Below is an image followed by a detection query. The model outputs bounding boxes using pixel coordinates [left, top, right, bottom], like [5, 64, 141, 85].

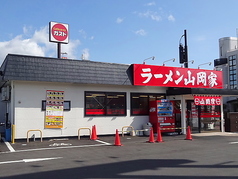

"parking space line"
[0, 143, 112, 154]
[0, 157, 63, 165]
[229, 141, 238, 144]
[95, 139, 111, 145]
[2, 138, 15, 152]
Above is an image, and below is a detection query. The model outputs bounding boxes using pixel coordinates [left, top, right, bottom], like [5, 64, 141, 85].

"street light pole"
[184, 30, 188, 68]
[179, 30, 188, 68]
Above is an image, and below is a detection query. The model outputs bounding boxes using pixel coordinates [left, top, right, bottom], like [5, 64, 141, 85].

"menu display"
[45, 90, 64, 128]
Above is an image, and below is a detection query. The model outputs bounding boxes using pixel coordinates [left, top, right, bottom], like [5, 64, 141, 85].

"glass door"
[200, 105, 221, 132]
[186, 100, 199, 133]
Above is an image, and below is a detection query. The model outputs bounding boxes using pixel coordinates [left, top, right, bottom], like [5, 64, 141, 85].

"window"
[41, 100, 71, 111]
[229, 55, 237, 89]
[85, 92, 126, 116]
[130, 93, 165, 115]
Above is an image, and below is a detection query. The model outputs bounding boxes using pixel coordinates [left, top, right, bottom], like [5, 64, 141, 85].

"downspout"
[10, 81, 15, 137]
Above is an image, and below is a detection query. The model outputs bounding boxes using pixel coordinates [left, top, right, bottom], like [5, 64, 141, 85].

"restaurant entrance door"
[186, 100, 199, 133]
[199, 105, 221, 132]
[186, 100, 221, 133]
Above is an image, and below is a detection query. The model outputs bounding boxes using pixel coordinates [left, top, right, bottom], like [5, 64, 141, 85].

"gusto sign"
[49, 22, 69, 44]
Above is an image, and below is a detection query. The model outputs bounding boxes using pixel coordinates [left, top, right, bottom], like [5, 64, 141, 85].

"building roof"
[0, 54, 132, 86]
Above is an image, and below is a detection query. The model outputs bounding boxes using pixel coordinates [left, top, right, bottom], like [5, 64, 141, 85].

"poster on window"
[45, 90, 64, 128]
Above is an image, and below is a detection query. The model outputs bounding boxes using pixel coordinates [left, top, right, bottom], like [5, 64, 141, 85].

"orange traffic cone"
[114, 129, 123, 146]
[185, 126, 193, 140]
[147, 127, 155, 143]
[156, 126, 164, 143]
[91, 125, 99, 140]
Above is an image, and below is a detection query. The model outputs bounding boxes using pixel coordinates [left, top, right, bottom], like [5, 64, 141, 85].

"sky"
[1, 0, 238, 69]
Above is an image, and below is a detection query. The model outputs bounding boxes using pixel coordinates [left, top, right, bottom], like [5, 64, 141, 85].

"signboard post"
[49, 21, 69, 58]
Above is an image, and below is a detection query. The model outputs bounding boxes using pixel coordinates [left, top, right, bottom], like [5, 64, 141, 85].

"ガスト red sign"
[133, 64, 223, 89]
[49, 22, 69, 44]
[194, 95, 221, 105]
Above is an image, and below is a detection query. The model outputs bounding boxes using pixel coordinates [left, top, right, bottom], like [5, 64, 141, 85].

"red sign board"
[194, 95, 221, 105]
[49, 22, 69, 44]
[133, 64, 223, 89]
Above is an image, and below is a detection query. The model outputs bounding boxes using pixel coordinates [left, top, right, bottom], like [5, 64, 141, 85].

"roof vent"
[81, 54, 89, 61]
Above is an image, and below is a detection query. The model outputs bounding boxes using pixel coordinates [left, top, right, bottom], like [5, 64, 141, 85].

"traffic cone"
[185, 126, 193, 140]
[156, 126, 164, 143]
[91, 125, 99, 140]
[147, 127, 155, 143]
[114, 129, 123, 146]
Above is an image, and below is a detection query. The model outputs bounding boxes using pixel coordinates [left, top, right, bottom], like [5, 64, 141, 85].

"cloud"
[116, 17, 124, 24]
[135, 8, 175, 22]
[137, 11, 162, 22]
[135, 29, 147, 36]
[79, 29, 94, 40]
[194, 35, 206, 42]
[0, 26, 81, 63]
[168, 14, 175, 22]
[61, 39, 80, 59]
[81, 48, 90, 60]
[145, 2, 156, 6]
[79, 29, 87, 39]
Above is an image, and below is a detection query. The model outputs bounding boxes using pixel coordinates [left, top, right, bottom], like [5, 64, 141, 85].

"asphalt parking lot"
[1, 132, 238, 154]
[1, 132, 238, 178]
[1, 134, 182, 153]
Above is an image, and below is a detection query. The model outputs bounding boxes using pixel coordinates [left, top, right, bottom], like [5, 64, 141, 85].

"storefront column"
[181, 96, 187, 134]
[220, 97, 224, 132]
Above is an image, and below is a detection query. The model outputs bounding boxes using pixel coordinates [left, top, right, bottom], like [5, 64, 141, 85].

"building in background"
[215, 37, 238, 132]
[215, 37, 238, 108]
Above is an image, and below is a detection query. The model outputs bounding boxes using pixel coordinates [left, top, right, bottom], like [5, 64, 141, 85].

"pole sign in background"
[49, 22, 69, 44]
[133, 64, 223, 89]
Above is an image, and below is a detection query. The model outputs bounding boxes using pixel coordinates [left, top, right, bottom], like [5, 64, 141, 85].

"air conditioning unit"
[1, 86, 10, 101]
[214, 58, 227, 66]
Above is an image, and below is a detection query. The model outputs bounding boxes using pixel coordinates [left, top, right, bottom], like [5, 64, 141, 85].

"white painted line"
[49, 143, 72, 147]
[0, 160, 22, 165]
[23, 157, 62, 163]
[95, 139, 111, 145]
[0, 143, 111, 154]
[2, 138, 15, 152]
[229, 141, 238, 144]
[0, 157, 62, 165]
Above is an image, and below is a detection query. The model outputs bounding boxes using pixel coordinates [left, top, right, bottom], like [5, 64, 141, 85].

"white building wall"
[12, 80, 166, 139]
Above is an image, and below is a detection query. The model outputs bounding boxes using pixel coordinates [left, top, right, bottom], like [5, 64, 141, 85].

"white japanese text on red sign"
[141, 68, 218, 87]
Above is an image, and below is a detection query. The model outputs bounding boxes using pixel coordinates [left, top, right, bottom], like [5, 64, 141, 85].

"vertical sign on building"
[45, 90, 64, 129]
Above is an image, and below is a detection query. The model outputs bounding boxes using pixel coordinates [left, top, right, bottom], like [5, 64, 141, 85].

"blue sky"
[1, 0, 238, 69]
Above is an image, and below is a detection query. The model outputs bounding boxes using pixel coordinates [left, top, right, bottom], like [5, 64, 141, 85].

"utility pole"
[184, 30, 188, 68]
[179, 30, 188, 67]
